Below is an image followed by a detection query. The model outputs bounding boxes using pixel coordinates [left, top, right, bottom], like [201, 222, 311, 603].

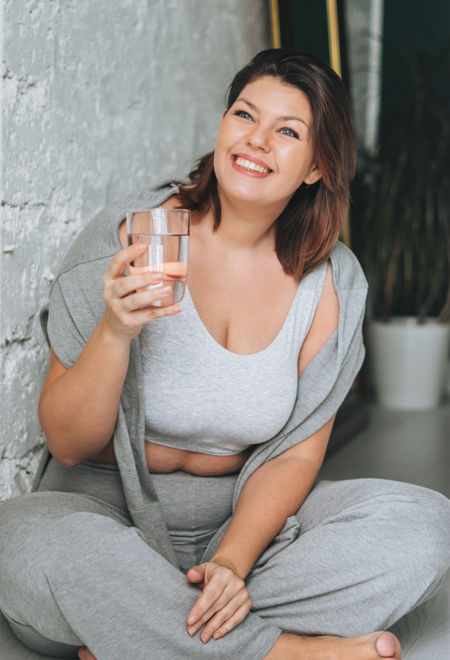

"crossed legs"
[0, 479, 448, 659]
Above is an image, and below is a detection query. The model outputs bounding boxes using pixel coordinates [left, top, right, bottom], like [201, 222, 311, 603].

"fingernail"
[201, 632, 211, 643]
[160, 286, 171, 295]
[135, 243, 146, 250]
[187, 626, 195, 636]
[152, 273, 164, 280]
[187, 615, 198, 625]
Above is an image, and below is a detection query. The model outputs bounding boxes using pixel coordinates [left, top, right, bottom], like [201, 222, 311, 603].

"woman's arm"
[210, 262, 339, 575]
[186, 262, 339, 641]
[210, 414, 335, 578]
[185, 417, 335, 643]
[38, 244, 180, 467]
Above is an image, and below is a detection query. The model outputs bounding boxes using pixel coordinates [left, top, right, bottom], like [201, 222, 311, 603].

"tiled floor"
[321, 403, 450, 659]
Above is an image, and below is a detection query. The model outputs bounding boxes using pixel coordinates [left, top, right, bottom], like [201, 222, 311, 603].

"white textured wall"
[0, 0, 270, 499]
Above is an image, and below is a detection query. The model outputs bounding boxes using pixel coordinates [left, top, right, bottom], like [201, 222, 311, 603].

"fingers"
[104, 244, 176, 308]
[203, 598, 252, 642]
[121, 285, 173, 312]
[186, 562, 251, 643]
[78, 648, 98, 660]
[106, 244, 147, 279]
[188, 588, 251, 642]
[101, 245, 181, 339]
[185, 567, 203, 583]
[125, 302, 181, 327]
[104, 267, 165, 301]
[189, 577, 240, 626]
[187, 564, 226, 621]
[187, 585, 226, 631]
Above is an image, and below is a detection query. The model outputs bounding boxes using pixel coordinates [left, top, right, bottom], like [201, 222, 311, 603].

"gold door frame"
[269, 0, 350, 244]
[270, 0, 342, 77]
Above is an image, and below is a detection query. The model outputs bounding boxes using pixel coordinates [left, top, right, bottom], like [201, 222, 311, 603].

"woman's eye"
[234, 110, 252, 120]
[279, 127, 299, 139]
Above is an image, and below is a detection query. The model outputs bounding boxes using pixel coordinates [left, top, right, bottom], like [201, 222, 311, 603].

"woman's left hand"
[186, 560, 252, 642]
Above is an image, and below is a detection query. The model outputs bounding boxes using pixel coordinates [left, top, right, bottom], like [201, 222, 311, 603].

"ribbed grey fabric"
[141, 262, 327, 455]
[35, 178, 368, 567]
[1, 460, 449, 659]
[1, 179, 449, 660]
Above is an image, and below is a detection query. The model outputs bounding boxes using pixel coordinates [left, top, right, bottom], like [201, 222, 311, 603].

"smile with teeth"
[234, 156, 272, 174]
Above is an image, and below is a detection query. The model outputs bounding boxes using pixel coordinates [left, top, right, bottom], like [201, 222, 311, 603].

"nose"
[246, 124, 270, 151]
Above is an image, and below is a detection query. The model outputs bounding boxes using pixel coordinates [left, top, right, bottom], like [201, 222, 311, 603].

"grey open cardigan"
[37, 181, 368, 569]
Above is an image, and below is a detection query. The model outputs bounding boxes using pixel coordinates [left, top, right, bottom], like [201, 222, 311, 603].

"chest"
[187, 238, 299, 355]
[140, 289, 301, 453]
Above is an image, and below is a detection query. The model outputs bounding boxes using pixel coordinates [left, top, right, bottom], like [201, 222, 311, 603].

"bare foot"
[264, 630, 401, 660]
[76, 631, 400, 660]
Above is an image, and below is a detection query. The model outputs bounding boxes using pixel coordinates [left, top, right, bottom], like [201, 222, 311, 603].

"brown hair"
[175, 49, 356, 279]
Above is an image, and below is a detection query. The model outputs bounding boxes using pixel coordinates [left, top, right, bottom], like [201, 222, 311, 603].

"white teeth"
[235, 157, 270, 174]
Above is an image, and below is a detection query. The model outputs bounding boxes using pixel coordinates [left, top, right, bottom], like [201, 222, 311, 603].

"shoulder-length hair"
[175, 49, 356, 280]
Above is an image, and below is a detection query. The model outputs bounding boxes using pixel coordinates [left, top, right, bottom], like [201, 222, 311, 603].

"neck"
[208, 187, 287, 250]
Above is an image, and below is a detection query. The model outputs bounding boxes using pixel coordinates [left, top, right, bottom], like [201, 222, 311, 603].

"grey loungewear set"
[1, 182, 449, 660]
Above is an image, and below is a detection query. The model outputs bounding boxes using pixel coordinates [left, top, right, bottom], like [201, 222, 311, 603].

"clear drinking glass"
[126, 208, 190, 307]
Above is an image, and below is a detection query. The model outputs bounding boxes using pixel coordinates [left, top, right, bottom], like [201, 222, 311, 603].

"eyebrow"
[236, 97, 310, 130]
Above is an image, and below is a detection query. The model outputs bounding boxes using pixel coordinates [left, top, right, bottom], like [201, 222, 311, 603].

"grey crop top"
[43, 177, 366, 564]
[141, 262, 327, 455]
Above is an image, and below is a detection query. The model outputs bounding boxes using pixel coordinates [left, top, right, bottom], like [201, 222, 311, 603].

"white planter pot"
[367, 317, 450, 409]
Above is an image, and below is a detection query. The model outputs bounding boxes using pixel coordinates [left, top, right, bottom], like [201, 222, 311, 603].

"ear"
[304, 165, 321, 186]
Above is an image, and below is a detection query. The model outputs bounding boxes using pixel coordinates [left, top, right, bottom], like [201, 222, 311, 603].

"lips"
[231, 153, 273, 177]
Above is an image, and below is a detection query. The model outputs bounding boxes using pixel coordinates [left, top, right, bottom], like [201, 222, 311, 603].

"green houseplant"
[352, 44, 450, 408]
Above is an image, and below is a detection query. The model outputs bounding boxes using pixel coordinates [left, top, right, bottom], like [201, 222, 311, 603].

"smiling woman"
[176, 50, 355, 280]
[215, 78, 319, 206]
[0, 49, 448, 660]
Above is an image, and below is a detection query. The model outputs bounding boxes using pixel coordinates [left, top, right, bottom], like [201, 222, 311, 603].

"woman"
[0, 49, 448, 660]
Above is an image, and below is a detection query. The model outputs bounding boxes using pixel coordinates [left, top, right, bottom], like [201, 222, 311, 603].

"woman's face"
[213, 76, 321, 213]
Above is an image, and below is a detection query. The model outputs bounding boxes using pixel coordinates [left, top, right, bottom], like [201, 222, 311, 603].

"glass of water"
[126, 208, 190, 307]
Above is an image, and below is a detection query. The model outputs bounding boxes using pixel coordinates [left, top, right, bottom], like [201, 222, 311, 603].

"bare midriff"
[88, 439, 252, 476]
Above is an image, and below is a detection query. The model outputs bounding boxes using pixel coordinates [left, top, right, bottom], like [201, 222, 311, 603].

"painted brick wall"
[0, 0, 270, 499]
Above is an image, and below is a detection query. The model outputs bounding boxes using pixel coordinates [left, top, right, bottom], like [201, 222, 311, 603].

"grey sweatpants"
[0, 458, 449, 660]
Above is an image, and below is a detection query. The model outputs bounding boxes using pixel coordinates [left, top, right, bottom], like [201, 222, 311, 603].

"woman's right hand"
[100, 244, 181, 341]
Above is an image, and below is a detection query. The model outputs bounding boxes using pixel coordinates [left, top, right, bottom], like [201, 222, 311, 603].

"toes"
[374, 631, 401, 658]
